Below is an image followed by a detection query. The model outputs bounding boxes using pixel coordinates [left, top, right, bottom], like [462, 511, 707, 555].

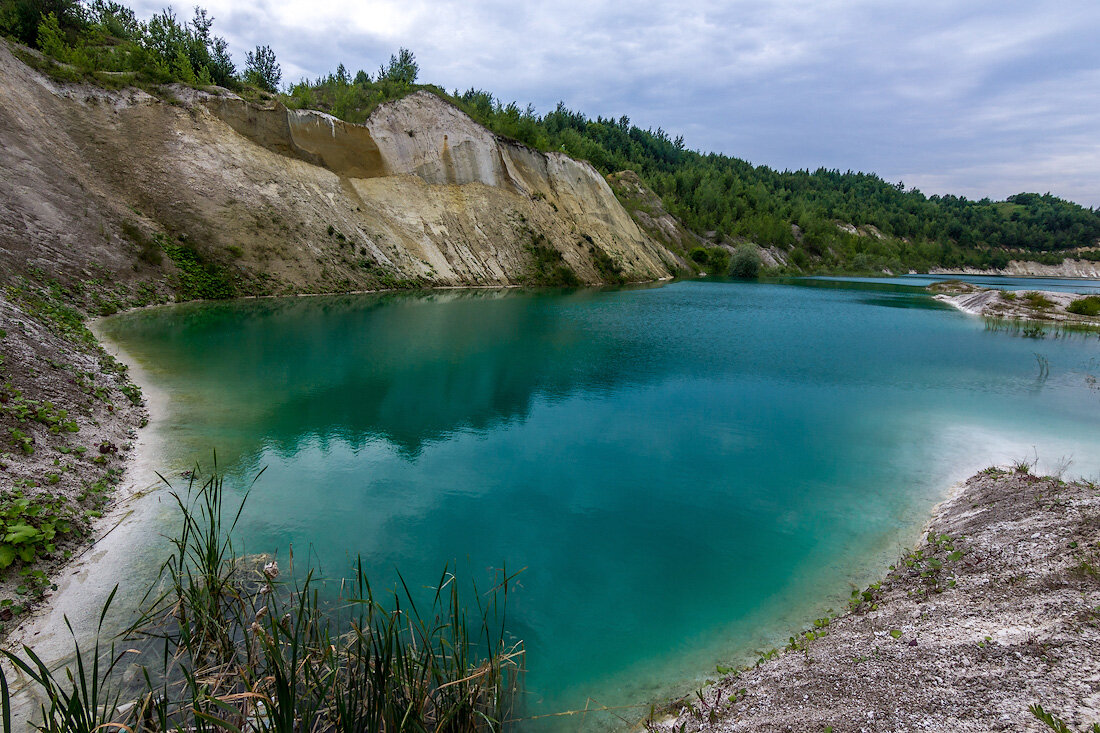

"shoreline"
[654, 467, 1100, 731]
[4, 320, 170, 682]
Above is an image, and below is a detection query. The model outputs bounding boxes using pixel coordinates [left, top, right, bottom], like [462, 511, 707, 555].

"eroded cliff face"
[0, 44, 679, 299]
[930, 260, 1100, 279]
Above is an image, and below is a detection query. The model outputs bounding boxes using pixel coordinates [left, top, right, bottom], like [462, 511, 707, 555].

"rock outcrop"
[930, 259, 1100, 279]
[0, 42, 681, 298]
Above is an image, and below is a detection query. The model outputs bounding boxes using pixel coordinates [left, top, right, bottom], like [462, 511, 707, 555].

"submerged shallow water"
[93, 279, 1100, 724]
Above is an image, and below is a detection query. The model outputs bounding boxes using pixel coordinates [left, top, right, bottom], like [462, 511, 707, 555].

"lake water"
[94, 278, 1100, 726]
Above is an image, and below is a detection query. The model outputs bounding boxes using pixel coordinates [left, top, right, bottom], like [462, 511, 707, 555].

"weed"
[1024, 291, 1055, 310]
[2, 465, 524, 731]
[1030, 703, 1100, 732]
[754, 647, 779, 666]
[0, 489, 75, 571]
[1012, 455, 1036, 474]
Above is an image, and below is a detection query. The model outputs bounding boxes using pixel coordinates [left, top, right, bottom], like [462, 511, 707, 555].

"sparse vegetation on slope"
[0, 279, 146, 633]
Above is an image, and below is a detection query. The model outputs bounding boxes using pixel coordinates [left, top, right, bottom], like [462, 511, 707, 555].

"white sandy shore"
[4, 322, 176, 721]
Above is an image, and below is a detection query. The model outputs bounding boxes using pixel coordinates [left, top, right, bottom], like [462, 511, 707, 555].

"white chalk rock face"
[0, 36, 679, 292]
[200, 90, 677, 284]
[365, 92, 511, 187]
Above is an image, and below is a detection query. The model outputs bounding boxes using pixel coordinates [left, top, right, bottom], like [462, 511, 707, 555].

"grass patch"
[158, 234, 239, 300]
[4, 277, 97, 348]
[1023, 291, 1055, 310]
[589, 243, 626, 284]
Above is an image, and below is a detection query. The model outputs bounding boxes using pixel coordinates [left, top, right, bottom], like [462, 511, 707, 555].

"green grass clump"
[1023, 291, 1054, 310]
[1067, 295, 1100, 317]
[1, 465, 524, 732]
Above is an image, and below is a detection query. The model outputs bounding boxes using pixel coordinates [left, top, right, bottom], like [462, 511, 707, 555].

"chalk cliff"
[0, 43, 680, 298]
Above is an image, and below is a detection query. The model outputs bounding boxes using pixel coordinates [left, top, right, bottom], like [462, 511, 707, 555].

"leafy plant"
[1030, 703, 1100, 732]
[0, 490, 74, 570]
[1068, 296, 1100, 317]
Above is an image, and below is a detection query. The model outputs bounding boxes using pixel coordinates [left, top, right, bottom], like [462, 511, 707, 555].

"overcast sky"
[132, 0, 1100, 207]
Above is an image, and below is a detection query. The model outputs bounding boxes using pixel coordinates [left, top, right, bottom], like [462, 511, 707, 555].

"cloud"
[129, 0, 1100, 206]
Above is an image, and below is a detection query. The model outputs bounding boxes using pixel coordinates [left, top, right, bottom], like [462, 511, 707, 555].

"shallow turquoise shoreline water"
[96, 278, 1100, 725]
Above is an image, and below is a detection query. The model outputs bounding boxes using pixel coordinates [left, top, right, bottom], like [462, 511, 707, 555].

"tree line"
[1, 0, 279, 90]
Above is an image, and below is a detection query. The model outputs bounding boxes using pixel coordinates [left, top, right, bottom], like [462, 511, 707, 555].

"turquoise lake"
[96, 278, 1100, 726]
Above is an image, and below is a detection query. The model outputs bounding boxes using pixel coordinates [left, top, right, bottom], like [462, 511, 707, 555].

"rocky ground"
[651, 468, 1100, 732]
[0, 287, 145, 637]
[930, 281, 1100, 329]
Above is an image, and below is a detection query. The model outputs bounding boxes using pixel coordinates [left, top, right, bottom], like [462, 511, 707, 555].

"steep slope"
[0, 42, 679, 301]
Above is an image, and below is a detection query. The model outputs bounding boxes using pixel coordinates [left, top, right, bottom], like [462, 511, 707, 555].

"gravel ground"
[930, 281, 1100, 327]
[652, 469, 1100, 732]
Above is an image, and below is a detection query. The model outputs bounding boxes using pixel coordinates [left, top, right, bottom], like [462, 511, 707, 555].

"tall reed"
[2, 466, 524, 732]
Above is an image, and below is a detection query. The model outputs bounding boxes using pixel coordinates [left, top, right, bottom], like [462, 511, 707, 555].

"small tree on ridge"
[245, 44, 280, 92]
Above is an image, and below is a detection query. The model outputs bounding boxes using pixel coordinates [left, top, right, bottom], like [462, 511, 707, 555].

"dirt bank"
[0, 288, 145, 637]
[652, 468, 1100, 732]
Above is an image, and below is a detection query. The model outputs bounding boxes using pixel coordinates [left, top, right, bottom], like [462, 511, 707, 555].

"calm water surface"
[97, 279, 1100, 725]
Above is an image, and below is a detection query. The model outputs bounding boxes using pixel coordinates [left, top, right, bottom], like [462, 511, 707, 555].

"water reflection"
[91, 280, 1100, 724]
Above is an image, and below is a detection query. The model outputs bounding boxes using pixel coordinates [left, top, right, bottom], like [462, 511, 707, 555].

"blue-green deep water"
[96, 278, 1100, 723]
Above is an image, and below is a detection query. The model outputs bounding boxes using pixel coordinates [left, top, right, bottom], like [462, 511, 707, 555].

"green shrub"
[788, 247, 810, 270]
[688, 246, 709, 265]
[729, 244, 762, 279]
[707, 246, 730, 275]
[1067, 295, 1100, 317]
